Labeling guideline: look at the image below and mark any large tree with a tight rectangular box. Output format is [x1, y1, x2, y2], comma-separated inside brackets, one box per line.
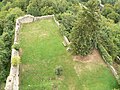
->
[70, 0, 101, 56]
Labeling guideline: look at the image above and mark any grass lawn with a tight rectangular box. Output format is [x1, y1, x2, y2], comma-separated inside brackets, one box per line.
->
[19, 18, 118, 90]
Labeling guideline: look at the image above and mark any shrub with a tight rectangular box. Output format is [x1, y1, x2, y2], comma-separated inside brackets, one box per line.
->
[55, 66, 63, 76]
[12, 43, 20, 51]
[11, 56, 20, 66]
[98, 44, 113, 64]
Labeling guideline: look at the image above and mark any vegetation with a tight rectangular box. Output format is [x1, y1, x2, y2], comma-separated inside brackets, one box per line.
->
[12, 43, 20, 51]
[70, 0, 101, 56]
[19, 19, 118, 90]
[0, 0, 120, 89]
[55, 66, 63, 76]
[11, 56, 20, 66]
[98, 44, 113, 64]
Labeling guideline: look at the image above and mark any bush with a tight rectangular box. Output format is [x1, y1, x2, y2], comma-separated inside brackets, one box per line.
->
[12, 43, 20, 51]
[98, 44, 113, 64]
[11, 56, 20, 66]
[55, 66, 63, 76]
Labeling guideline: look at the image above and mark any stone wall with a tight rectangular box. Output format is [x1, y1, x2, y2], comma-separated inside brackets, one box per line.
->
[17, 15, 34, 24]
[102, 56, 119, 83]
[5, 14, 60, 90]
[34, 15, 54, 21]
[107, 63, 119, 81]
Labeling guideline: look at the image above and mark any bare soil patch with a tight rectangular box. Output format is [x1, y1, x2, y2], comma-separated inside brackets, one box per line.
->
[73, 49, 105, 64]
[73, 49, 106, 76]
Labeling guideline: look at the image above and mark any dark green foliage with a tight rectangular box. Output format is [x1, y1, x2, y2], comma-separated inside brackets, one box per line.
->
[2, 32, 12, 48]
[2, 0, 13, 5]
[54, 0, 68, 14]
[55, 66, 63, 76]
[102, 4, 114, 17]
[0, 19, 4, 35]
[70, 0, 101, 55]
[0, 38, 9, 82]
[0, 2, 3, 10]
[1, 2, 12, 11]
[98, 44, 113, 64]
[12, 43, 20, 51]
[27, 0, 69, 16]
[27, 0, 42, 16]
[6, 7, 25, 21]
[58, 12, 75, 38]
[12, 0, 30, 12]
[101, 3, 120, 23]
[79, 0, 89, 2]
[101, 0, 117, 5]
[107, 12, 120, 23]
[114, 1, 120, 14]
[0, 3, 23, 84]
[99, 17, 120, 61]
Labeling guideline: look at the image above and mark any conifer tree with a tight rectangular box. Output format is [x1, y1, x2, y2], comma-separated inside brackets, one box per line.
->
[70, 0, 101, 56]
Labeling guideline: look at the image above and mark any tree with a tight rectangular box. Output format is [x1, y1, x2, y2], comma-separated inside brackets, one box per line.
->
[79, 0, 89, 2]
[0, 38, 8, 82]
[102, 4, 114, 17]
[114, 0, 120, 14]
[70, 0, 101, 55]
[27, 0, 42, 16]
[0, 2, 3, 10]
[2, 0, 13, 5]
[0, 19, 4, 35]
[107, 11, 120, 23]
[101, 0, 117, 5]
[54, 0, 68, 14]
[6, 7, 24, 23]
[59, 12, 75, 38]
[12, 0, 30, 12]
[1, 2, 12, 11]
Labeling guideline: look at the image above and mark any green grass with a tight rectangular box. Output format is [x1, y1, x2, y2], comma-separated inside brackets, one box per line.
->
[19, 19, 118, 90]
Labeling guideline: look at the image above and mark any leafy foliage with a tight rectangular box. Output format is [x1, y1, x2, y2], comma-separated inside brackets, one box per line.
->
[98, 44, 113, 64]
[11, 56, 20, 66]
[0, 1, 24, 84]
[101, 0, 117, 5]
[102, 4, 114, 17]
[70, 0, 101, 55]
[114, 0, 120, 14]
[107, 11, 120, 23]
[12, 43, 20, 51]
[27, 0, 69, 16]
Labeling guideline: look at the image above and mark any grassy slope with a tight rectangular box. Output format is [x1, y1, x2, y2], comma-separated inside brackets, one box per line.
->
[19, 19, 118, 90]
